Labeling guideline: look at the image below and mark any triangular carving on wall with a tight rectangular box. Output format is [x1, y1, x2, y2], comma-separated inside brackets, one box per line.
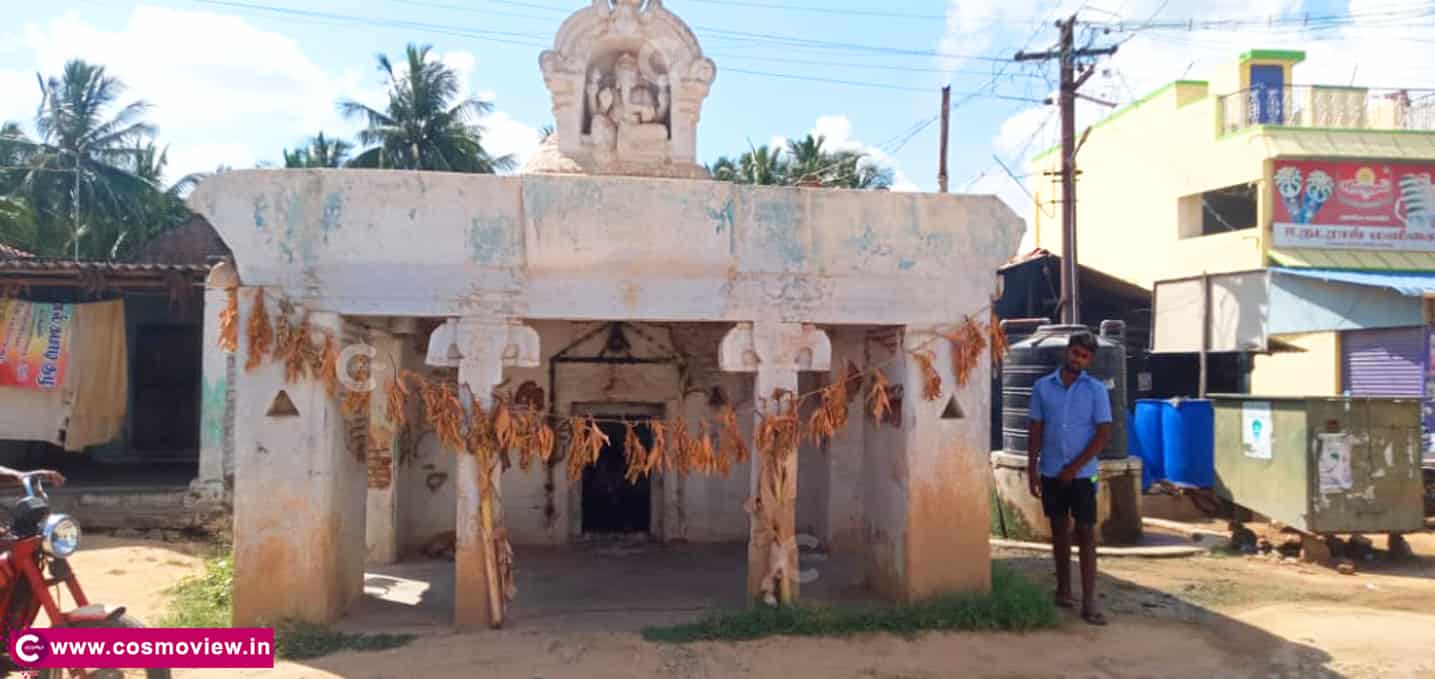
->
[940, 396, 964, 420]
[266, 390, 300, 417]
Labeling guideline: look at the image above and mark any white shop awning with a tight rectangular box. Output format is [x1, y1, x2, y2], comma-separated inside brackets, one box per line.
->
[1151, 268, 1435, 353]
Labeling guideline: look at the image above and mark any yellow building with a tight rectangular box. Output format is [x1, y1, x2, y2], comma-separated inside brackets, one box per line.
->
[1030, 50, 1435, 433]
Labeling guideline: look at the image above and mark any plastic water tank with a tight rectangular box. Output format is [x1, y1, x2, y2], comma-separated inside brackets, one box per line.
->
[1000, 323, 1127, 459]
[1161, 399, 1214, 488]
[1133, 399, 1166, 491]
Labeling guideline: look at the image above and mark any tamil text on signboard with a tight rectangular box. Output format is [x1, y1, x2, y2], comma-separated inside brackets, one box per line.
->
[0, 299, 74, 390]
[1272, 159, 1435, 251]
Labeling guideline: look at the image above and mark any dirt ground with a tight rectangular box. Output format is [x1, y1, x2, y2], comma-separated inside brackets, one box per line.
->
[64, 528, 1435, 679]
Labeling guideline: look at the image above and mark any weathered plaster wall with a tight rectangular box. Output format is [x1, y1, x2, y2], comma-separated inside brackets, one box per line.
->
[198, 285, 235, 495]
[824, 328, 867, 553]
[796, 371, 829, 543]
[191, 171, 1021, 326]
[900, 325, 993, 599]
[230, 300, 366, 626]
[396, 334, 457, 557]
[861, 328, 907, 598]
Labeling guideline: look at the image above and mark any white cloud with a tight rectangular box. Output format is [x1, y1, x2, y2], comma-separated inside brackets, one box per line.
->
[0, 7, 541, 179]
[479, 111, 541, 168]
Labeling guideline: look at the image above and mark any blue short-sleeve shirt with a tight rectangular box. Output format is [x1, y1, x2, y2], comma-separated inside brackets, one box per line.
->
[1029, 368, 1113, 479]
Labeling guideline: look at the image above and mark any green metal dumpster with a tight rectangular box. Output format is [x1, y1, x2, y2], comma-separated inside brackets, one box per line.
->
[1210, 395, 1426, 535]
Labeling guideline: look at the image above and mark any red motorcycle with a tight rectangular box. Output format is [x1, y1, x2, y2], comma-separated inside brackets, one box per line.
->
[1, 472, 170, 679]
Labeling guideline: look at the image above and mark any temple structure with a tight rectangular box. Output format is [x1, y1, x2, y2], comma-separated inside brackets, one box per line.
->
[189, 0, 1022, 628]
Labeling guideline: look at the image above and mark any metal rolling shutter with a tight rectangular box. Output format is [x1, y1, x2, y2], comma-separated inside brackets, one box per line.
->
[1341, 327, 1427, 397]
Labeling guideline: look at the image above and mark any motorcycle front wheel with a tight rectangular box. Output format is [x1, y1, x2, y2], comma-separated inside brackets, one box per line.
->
[38, 614, 172, 679]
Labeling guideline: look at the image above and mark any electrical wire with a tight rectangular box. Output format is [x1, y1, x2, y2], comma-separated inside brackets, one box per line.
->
[183, 0, 553, 47]
[689, 0, 949, 20]
[723, 68, 1044, 99]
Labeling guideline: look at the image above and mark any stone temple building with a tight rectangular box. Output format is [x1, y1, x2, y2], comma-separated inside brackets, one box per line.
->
[189, 0, 1022, 628]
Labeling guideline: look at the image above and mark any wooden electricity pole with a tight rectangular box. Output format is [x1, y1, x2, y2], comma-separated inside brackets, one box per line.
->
[939, 85, 951, 193]
[1015, 15, 1118, 325]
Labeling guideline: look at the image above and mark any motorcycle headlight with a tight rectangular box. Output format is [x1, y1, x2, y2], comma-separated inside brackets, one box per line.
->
[42, 514, 81, 558]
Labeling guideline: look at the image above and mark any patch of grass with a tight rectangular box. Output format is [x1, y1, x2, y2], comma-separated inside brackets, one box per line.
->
[642, 564, 1058, 643]
[161, 553, 233, 629]
[274, 621, 415, 660]
[162, 553, 415, 660]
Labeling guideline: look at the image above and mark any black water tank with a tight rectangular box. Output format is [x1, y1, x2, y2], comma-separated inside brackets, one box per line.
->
[1000, 323, 1128, 459]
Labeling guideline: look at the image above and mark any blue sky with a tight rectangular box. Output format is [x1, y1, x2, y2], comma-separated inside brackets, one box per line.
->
[2, 0, 1429, 242]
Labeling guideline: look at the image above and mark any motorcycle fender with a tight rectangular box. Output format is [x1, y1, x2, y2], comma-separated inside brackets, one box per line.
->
[63, 603, 127, 624]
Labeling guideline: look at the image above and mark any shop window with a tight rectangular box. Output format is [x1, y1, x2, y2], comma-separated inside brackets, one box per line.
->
[1179, 183, 1258, 238]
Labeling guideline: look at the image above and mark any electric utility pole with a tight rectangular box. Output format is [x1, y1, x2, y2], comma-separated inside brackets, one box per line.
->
[938, 85, 951, 193]
[1015, 15, 1118, 325]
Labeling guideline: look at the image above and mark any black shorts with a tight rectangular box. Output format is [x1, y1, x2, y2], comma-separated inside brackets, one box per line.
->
[1041, 476, 1097, 525]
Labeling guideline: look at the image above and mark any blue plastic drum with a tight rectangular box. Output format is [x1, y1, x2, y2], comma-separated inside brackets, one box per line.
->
[1161, 399, 1214, 489]
[1133, 399, 1166, 491]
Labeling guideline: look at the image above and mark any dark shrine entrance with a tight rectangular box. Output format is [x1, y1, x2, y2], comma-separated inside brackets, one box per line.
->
[582, 418, 654, 534]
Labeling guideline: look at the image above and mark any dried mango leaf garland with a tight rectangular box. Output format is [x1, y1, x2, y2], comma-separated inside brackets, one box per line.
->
[989, 307, 1010, 362]
[946, 316, 988, 388]
[913, 351, 943, 401]
[867, 370, 892, 424]
[218, 288, 239, 353]
[753, 390, 801, 605]
[244, 290, 272, 372]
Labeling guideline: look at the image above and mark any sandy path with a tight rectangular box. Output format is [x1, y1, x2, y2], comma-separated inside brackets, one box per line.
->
[52, 532, 1435, 679]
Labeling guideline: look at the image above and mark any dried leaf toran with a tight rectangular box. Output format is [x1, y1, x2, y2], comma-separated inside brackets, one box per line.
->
[226, 293, 1005, 613]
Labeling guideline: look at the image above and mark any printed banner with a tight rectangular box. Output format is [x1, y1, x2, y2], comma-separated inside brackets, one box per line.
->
[1272, 159, 1435, 251]
[8, 627, 275, 669]
[0, 299, 73, 390]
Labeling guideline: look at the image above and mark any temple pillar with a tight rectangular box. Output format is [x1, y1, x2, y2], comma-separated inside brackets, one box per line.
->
[720, 321, 831, 605]
[431, 316, 540, 629]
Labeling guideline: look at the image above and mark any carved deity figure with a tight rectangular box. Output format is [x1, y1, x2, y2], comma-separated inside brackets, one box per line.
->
[586, 51, 670, 157]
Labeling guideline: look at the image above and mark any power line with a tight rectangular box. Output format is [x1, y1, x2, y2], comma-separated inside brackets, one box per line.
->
[706, 52, 1048, 78]
[724, 67, 1045, 100]
[694, 26, 1014, 62]
[388, 0, 559, 22]
[690, 0, 948, 20]
[183, 0, 551, 47]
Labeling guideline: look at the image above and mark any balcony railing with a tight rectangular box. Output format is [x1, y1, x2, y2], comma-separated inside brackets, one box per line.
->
[1218, 85, 1435, 134]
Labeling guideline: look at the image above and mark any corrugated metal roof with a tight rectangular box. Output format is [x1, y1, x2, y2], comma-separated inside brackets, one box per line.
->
[0, 257, 209, 274]
[1273, 266, 1435, 296]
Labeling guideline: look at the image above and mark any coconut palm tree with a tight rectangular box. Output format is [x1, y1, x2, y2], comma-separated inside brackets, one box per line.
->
[339, 43, 514, 173]
[283, 131, 353, 168]
[5, 60, 162, 257]
[710, 134, 893, 190]
[784, 134, 828, 184]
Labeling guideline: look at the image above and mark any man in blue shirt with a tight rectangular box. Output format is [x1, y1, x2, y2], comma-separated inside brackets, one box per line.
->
[1027, 331, 1112, 625]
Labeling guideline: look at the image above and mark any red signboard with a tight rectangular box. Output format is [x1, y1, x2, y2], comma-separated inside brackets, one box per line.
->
[1272, 159, 1435, 251]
